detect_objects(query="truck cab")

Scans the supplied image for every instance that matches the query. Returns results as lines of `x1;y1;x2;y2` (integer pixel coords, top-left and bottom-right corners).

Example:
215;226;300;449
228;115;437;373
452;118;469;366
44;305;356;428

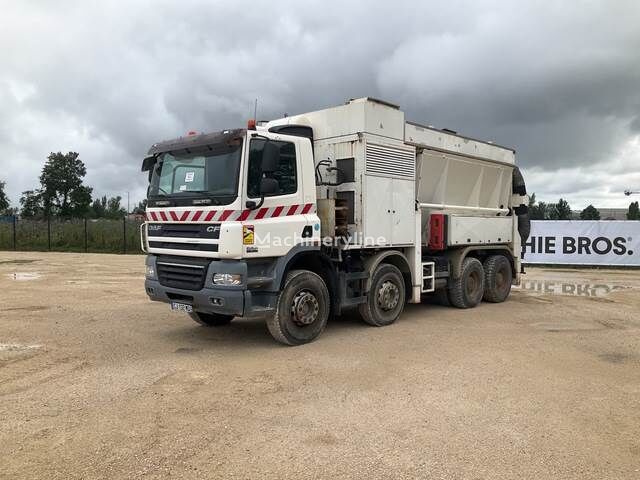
142;126;327;338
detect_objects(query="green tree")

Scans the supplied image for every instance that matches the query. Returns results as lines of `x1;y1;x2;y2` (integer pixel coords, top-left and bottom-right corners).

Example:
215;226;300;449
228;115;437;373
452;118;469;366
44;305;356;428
132;199;147;215
69;184;92;217
0;180;9;214
90;196;108;218
526;194;579;220
580;204;601;220
19;190;44;218
628;201;640;220
89;195;127;218
106;196;126;218
530;199;551;220
553;198;572;220
40;151;93;218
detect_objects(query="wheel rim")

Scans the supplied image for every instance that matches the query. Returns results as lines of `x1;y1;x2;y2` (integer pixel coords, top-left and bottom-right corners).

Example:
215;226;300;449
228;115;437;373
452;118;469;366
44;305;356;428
466;271;480;297
377;280;400;311
291;289;320;326
496;268;506;289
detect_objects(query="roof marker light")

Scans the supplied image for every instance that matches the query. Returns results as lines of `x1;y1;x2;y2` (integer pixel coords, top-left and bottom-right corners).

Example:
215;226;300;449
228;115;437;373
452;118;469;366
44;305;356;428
247;119;256;130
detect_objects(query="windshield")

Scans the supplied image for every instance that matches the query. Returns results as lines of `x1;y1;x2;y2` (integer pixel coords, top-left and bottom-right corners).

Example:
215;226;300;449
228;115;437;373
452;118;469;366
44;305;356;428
148;140;243;199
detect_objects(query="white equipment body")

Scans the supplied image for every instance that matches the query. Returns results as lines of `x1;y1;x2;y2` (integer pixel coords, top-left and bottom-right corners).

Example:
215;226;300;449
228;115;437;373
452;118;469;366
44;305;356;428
141;98;529;344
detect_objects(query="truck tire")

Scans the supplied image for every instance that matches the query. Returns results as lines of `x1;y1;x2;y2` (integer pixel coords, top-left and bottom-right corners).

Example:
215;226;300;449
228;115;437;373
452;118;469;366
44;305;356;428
482;255;512;303
359;264;405;327
447;257;484;309
189;312;234;327
266;270;330;346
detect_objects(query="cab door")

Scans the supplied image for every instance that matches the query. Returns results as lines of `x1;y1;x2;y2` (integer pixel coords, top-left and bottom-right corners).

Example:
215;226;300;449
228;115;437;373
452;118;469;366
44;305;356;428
242;134;311;258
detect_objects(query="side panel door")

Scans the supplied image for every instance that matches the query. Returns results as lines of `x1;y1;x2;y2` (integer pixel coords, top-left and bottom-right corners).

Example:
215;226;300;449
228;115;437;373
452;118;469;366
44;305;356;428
391;178;416;245
363;175;392;246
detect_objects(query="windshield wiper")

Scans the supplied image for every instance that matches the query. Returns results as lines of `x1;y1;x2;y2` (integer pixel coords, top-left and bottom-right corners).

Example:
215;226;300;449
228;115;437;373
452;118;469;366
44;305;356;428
209;196;234;205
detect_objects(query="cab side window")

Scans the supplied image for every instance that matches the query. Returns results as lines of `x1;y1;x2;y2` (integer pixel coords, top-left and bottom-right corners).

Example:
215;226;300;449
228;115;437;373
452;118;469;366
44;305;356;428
247;139;297;197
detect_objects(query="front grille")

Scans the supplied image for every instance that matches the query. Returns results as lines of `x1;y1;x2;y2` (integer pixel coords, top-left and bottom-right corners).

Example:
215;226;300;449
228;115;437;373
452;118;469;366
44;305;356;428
156;257;210;290
147;223;220;239
149;241;218;252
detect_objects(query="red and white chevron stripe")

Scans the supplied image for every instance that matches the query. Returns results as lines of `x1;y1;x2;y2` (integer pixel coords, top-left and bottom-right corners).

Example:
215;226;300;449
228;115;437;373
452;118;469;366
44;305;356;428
145;203;316;222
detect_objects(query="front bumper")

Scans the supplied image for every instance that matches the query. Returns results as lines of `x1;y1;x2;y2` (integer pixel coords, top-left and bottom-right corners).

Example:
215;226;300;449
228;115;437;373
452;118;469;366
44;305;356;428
145;279;249;316
144;255;277;317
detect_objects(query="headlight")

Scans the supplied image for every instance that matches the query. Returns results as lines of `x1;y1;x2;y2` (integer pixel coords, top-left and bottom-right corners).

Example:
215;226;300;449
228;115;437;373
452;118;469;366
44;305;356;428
145;265;156;279
213;273;242;286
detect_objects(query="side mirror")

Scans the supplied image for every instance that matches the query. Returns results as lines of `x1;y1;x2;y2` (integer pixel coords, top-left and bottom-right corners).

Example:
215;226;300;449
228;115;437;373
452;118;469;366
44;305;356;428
260;177;279;195
141;155;156;172
246;178;279;210
261;142;279;173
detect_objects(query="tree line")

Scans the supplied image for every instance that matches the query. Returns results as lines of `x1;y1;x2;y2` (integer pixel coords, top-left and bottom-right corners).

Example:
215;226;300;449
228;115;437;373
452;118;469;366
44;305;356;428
527;193;640;220
0;152;146;219
1;154;640;221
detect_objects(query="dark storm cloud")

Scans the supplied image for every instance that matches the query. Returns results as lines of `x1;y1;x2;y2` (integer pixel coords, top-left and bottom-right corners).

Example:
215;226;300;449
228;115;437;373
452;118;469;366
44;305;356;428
1;0;639;207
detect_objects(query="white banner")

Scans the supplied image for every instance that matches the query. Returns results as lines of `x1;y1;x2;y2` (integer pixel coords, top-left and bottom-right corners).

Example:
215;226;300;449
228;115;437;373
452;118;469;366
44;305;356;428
523;221;640;266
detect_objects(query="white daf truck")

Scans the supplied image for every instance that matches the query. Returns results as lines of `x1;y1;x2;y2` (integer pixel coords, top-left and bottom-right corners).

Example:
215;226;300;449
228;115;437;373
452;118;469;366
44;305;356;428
141;98;530;345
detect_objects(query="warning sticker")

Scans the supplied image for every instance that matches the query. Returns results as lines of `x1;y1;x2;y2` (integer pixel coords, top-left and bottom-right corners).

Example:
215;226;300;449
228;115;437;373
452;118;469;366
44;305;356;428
185;171;195;182
243;225;255;245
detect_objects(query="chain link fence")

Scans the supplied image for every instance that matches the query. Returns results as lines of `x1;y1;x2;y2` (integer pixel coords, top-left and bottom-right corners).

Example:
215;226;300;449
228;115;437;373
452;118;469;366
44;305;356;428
0;216;144;253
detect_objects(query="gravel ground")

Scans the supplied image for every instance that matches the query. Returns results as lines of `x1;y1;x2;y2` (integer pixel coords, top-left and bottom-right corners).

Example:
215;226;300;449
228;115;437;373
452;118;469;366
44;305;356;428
1;252;639;479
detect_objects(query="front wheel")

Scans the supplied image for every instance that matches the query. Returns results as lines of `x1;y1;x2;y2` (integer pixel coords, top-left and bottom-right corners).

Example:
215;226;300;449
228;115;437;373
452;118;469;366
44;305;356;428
266;270;330;346
189;312;234;327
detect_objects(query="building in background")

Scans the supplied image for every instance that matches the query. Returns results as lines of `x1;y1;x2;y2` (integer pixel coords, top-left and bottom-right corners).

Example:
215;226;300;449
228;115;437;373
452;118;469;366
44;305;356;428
570;208;628;220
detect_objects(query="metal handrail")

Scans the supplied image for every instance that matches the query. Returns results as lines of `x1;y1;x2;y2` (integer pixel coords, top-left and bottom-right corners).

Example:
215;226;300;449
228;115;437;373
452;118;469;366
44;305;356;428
139;222;148;253
419;202;509;215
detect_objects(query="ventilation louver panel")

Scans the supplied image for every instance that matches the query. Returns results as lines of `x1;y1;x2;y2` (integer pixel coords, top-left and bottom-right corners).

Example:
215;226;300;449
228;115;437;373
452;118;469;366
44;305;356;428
365;143;415;179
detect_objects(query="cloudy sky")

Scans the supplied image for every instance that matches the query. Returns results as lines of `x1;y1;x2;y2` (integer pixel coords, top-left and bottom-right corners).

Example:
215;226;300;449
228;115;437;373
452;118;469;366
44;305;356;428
1;0;640;210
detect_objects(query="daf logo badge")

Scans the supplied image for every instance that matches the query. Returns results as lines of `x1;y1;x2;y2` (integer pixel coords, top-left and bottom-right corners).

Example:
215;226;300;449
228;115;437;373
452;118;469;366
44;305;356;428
148;224;162;231
206;226;220;233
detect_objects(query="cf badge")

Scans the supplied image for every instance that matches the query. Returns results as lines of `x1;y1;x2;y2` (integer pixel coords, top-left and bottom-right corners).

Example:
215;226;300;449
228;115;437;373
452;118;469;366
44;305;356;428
243;225;255;245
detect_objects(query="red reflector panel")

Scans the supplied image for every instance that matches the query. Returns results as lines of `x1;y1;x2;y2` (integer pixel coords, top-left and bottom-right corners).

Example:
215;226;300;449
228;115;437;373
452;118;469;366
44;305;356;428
429;213;446;250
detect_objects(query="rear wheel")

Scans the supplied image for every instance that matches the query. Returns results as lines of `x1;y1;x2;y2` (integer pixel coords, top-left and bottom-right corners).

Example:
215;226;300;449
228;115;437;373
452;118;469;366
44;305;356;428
483;255;512;303
447;257;484;309
359;264;405;327
189;312;234;327
266;270;330;346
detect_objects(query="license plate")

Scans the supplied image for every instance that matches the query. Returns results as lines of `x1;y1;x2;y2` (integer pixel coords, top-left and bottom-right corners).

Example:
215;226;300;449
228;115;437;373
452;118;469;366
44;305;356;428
170;302;193;313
